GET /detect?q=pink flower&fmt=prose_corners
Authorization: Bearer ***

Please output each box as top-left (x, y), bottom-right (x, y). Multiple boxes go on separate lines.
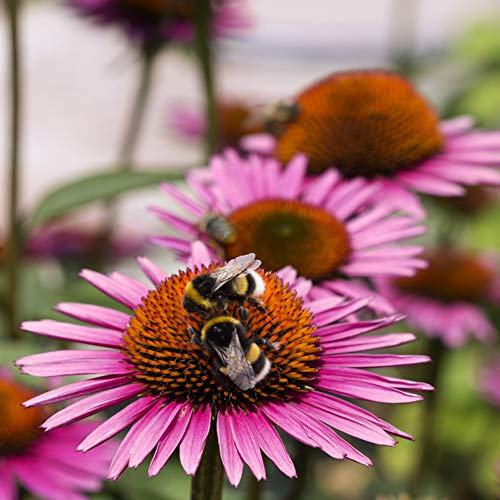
top-left (0, 370), bottom-right (114, 500)
top-left (17, 244), bottom-right (431, 486)
top-left (375, 248), bottom-right (500, 348)
top-left (242, 70), bottom-right (500, 219)
top-left (67, 0), bottom-right (253, 48)
top-left (169, 100), bottom-right (262, 152)
top-left (150, 151), bottom-right (427, 315)
top-left (478, 356), bottom-right (500, 407)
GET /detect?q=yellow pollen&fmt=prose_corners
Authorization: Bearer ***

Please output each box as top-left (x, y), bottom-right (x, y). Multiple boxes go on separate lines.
top-left (274, 70), bottom-right (444, 176)
top-left (223, 199), bottom-right (351, 280)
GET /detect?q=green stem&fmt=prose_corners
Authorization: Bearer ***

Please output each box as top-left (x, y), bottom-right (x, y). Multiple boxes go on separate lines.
top-left (190, 426), bottom-right (224, 500)
top-left (284, 443), bottom-right (311, 500)
top-left (411, 338), bottom-right (445, 494)
top-left (4, 0), bottom-right (22, 340)
top-left (388, 0), bottom-right (420, 76)
top-left (91, 49), bottom-right (157, 269)
top-left (246, 473), bottom-right (263, 500)
top-left (195, 0), bottom-right (218, 160)
top-left (118, 48), bottom-right (157, 169)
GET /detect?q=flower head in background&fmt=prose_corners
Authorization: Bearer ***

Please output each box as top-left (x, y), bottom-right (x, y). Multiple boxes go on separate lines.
top-left (375, 247), bottom-right (500, 347)
top-left (243, 70), bottom-right (500, 218)
top-left (431, 185), bottom-right (498, 216)
top-left (67, 0), bottom-right (252, 49)
top-left (150, 151), bottom-right (426, 314)
top-left (24, 223), bottom-right (144, 265)
top-left (17, 244), bottom-right (431, 486)
top-left (170, 100), bottom-right (262, 152)
top-left (478, 356), bottom-right (500, 407)
top-left (0, 369), bottom-right (114, 499)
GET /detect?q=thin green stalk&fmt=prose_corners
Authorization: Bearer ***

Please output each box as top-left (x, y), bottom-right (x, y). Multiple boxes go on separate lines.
top-left (195, 0), bottom-right (218, 160)
top-left (190, 426), bottom-right (224, 500)
top-left (246, 473), bottom-right (263, 500)
top-left (284, 443), bottom-right (312, 500)
top-left (388, 0), bottom-right (420, 76)
top-left (4, 0), bottom-right (22, 340)
top-left (92, 49), bottom-right (157, 268)
top-left (118, 48), bottom-right (157, 168)
top-left (411, 338), bottom-right (445, 494)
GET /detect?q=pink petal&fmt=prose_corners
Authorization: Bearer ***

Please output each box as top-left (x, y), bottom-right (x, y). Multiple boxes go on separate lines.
top-left (16, 350), bottom-right (129, 377)
top-left (228, 409), bottom-right (266, 480)
top-left (24, 375), bottom-right (130, 407)
top-left (217, 411), bottom-right (244, 487)
top-left (179, 405), bottom-right (212, 475)
top-left (302, 169), bottom-right (340, 205)
top-left (149, 206), bottom-right (198, 236)
top-left (246, 411), bottom-right (296, 478)
top-left (326, 354), bottom-right (430, 367)
top-left (316, 376), bottom-right (423, 403)
top-left (160, 182), bottom-right (205, 217)
top-left (129, 402), bottom-right (183, 468)
top-left (397, 170), bottom-right (465, 196)
top-left (136, 257), bottom-right (167, 286)
top-left (54, 302), bottom-right (130, 330)
top-left (188, 241), bottom-right (214, 268)
top-left (279, 154), bottom-right (307, 199)
top-left (440, 116), bottom-right (474, 136)
top-left (80, 269), bottom-right (142, 309)
top-left (0, 464), bottom-right (16, 500)
top-left (20, 320), bottom-right (122, 348)
top-left (148, 404), bottom-right (193, 476)
top-left (78, 396), bottom-right (158, 452)
top-left (321, 333), bottom-right (417, 353)
top-left (108, 401), bottom-right (164, 480)
top-left (42, 383), bottom-right (144, 430)
top-left (240, 133), bottom-right (276, 154)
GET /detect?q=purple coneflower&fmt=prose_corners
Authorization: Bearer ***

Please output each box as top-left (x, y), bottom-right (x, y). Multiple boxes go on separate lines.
top-left (170, 100), bottom-right (262, 152)
top-left (150, 151), bottom-right (426, 314)
top-left (67, 0), bottom-right (252, 48)
top-left (375, 247), bottom-right (500, 348)
top-left (17, 243), bottom-right (431, 486)
top-left (242, 70), bottom-right (500, 218)
top-left (0, 370), bottom-right (114, 500)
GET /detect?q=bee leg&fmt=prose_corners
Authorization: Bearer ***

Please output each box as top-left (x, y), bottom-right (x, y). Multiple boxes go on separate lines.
top-left (211, 358), bottom-right (231, 387)
top-left (248, 298), bottom-right (267, 314)
top-left (238, 305), bottom-right (249, 321)
top-left (189, 326), bottom-right (201, 345)
top-left (255, 338), bottom-right (281, 350)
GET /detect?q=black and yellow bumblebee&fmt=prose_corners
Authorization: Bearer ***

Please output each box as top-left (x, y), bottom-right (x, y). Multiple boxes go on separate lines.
top-left (262, 99), bottom-right (300, 136)
top-left (183, 253), bottom-right (266, 317)
top-left (198, 212), bottom-right (237, 246)
top-left (191, 315), bottom-right (278, 391)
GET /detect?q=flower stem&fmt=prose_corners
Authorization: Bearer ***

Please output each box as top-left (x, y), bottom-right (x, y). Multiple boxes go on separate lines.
top-left (92, 48), bottom-right (156, 268)
top-left (190, 426), bottom-right (223, 500)
top-left (411, 338), bottom-right (445, 494)
top-left (195, 0), bottom-right (218, 161)
top-left (284, 443), bottom-right (311, 500)
top-left (246, 473), bottom-right (263, 500)
top-left (4, 0), bottom-right (23, 340)
top-left (118, 47), bottom-right (157, 169)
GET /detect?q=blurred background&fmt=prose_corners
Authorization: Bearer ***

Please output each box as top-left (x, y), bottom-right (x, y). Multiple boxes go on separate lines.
top-left (1, 1), bottom-right (500, 499)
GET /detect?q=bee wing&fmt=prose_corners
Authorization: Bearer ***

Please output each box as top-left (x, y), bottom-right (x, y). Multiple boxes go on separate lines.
top-left (210, 253), bottom-right (261, 292)
top-left (211, 335), bottom-right (255, 391)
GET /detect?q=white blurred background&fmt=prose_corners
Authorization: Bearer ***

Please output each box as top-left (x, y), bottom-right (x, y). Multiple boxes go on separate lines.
top-left (1, 0), bottom-right (499, 229)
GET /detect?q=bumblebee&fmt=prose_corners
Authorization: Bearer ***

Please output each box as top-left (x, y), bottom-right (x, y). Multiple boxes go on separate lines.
top-left (192, 315), bottom-right (277, 391)
top-left (183, 253), bottom-right (266, 316)
top-left (262, 99), bottom-right (300, 136)
top-left (198, 212), bottom-right (237, 245)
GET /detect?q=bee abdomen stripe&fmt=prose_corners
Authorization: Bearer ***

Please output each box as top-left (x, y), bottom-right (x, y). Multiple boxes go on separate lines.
top-left (184, 282), bottom-right (212, 309)
top-left (246, 343), bottom-right (261, 364)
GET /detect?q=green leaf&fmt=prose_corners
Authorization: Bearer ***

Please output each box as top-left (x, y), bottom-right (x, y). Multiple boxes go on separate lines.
top-left (29, 169), bottom-right (187, 227)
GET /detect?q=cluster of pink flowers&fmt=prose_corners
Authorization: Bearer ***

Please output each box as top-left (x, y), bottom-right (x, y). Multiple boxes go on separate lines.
top-left (13, 67), bottom-right (500, 493)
